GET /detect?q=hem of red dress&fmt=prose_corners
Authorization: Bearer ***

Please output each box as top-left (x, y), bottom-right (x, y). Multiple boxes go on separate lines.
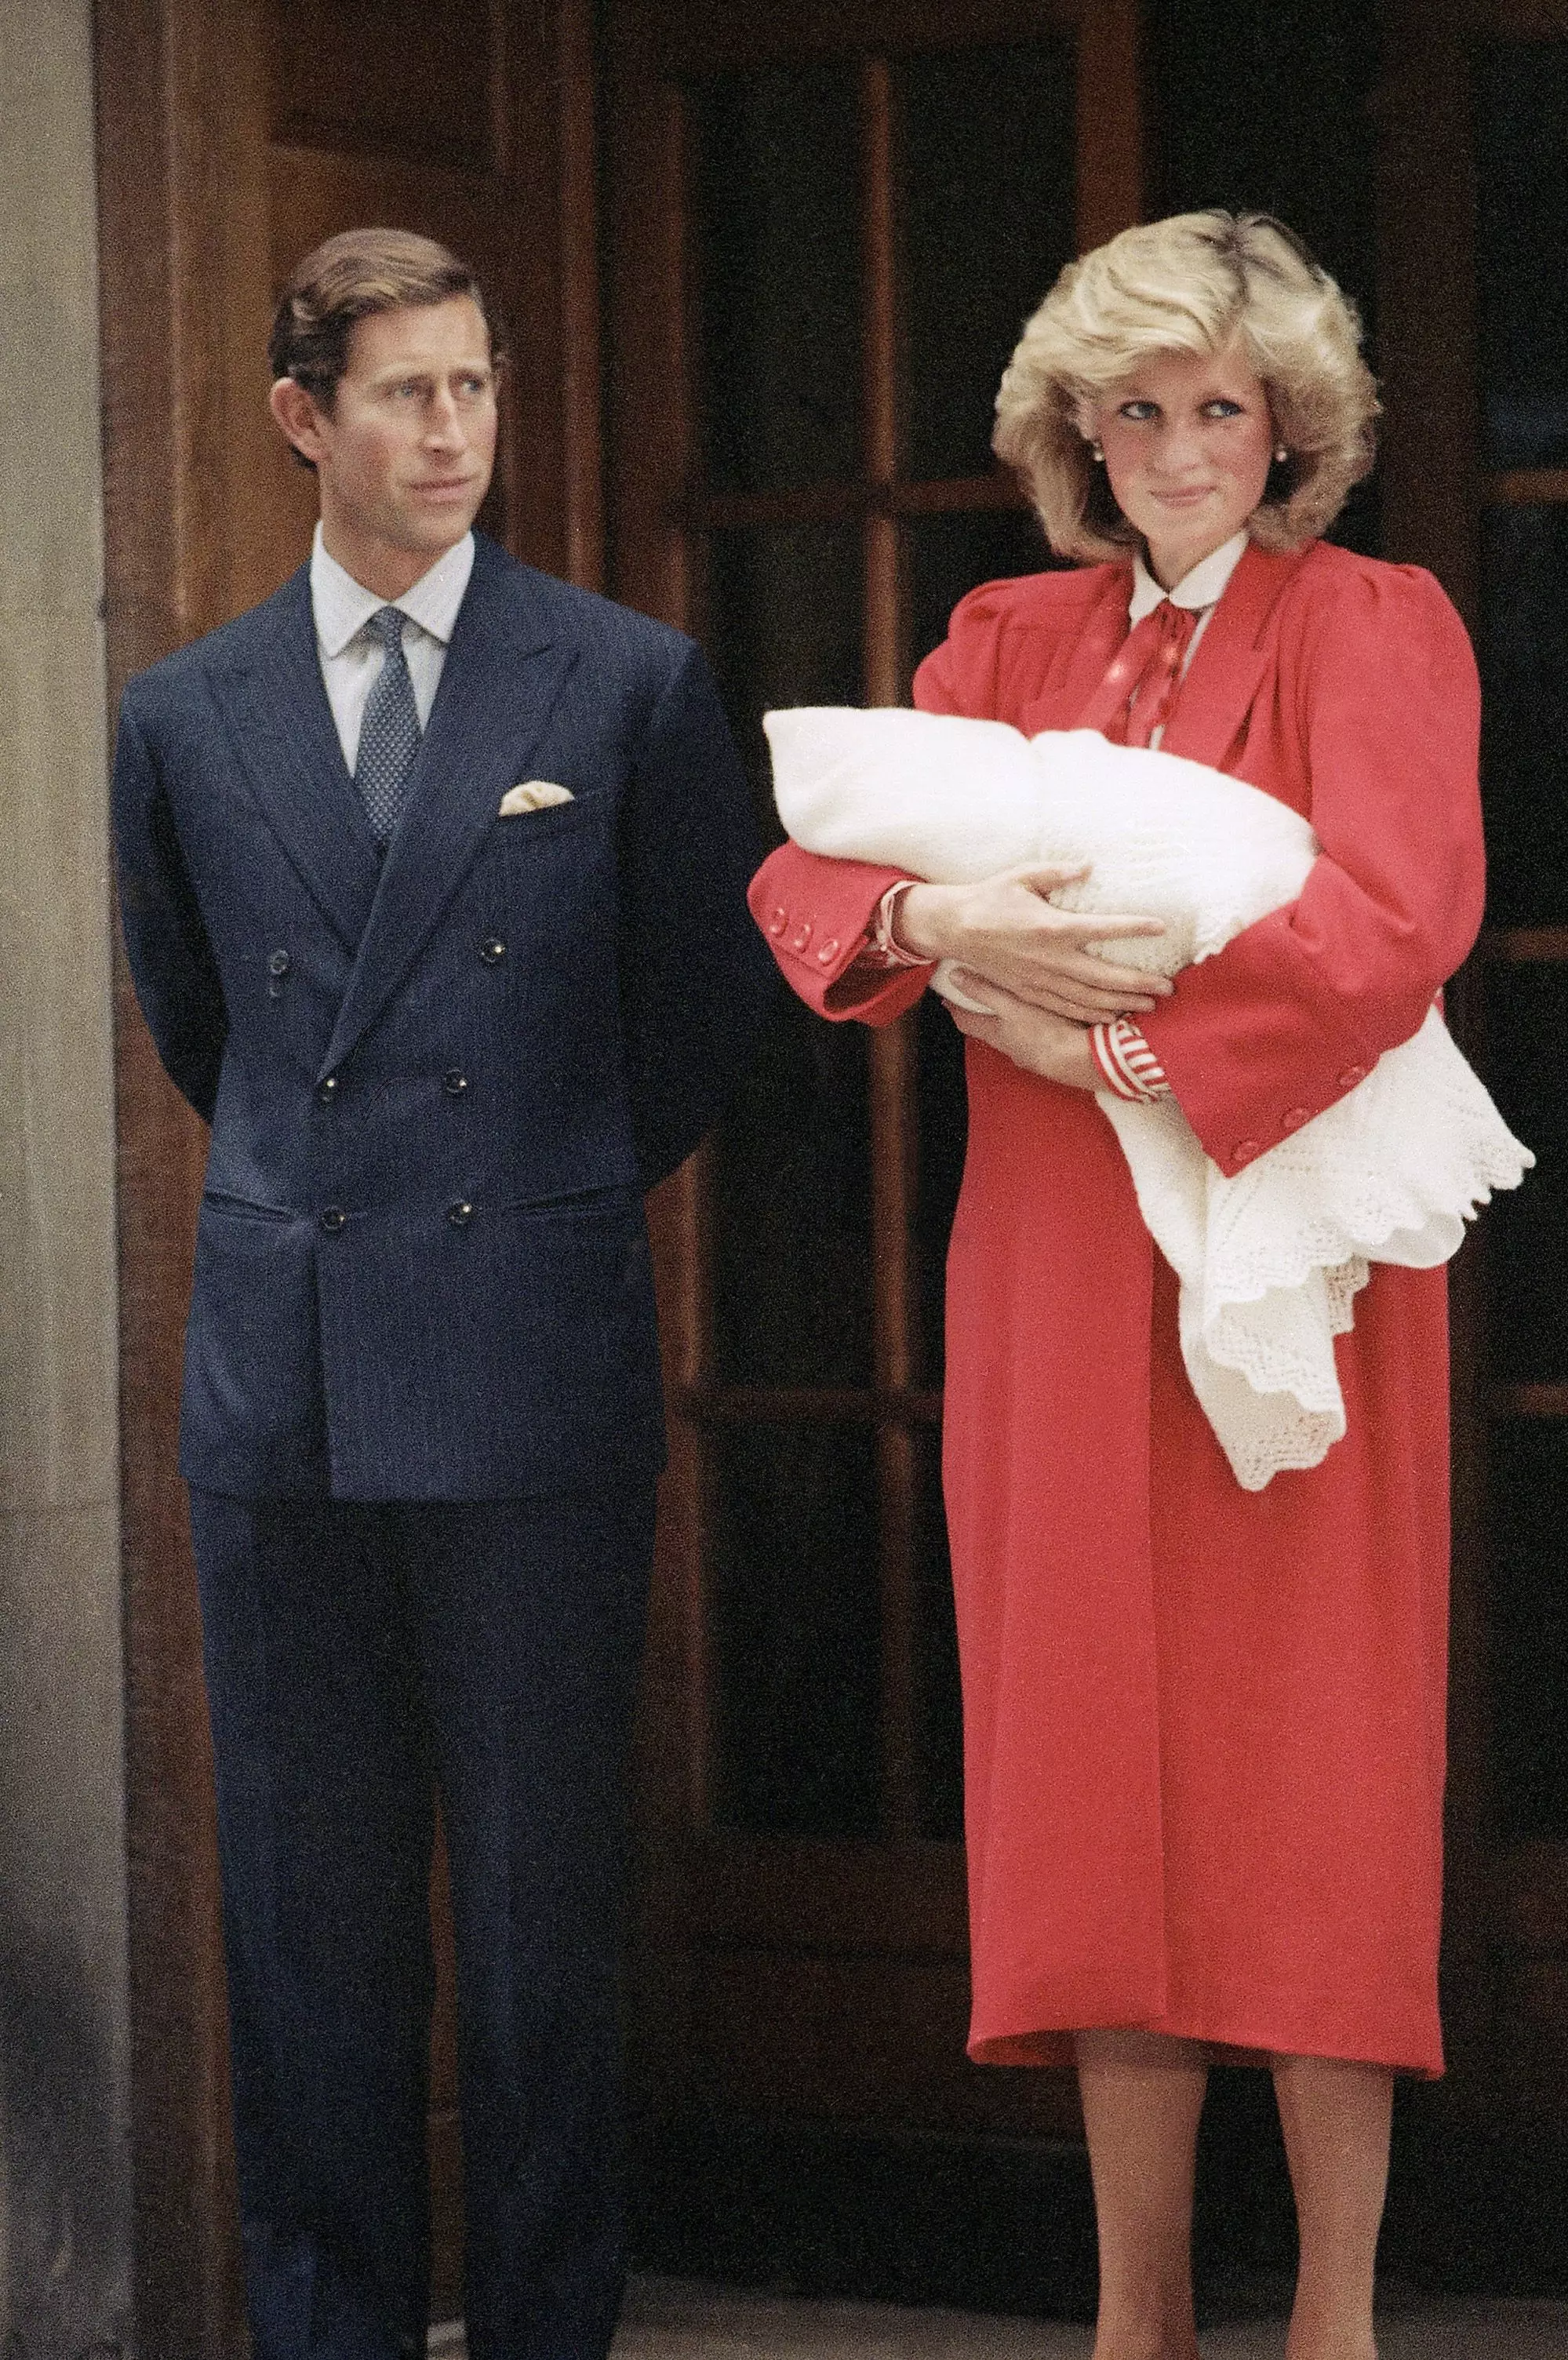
top-left (969, 2010), bottom-right (1443, 2079)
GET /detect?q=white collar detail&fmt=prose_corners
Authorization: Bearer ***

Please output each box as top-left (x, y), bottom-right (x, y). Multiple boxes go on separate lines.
top-left (309, 523), bottom-right (476, 658)
top-left (1129, 529), bottom-right (1250, 626)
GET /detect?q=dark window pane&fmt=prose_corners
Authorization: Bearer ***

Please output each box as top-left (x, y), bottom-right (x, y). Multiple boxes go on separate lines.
top-left (1490, 1420), bottom-right (1568, 1840)
top-left (1479, 506), bottom-right (1568, 929)
top-left (915, 1433), bottom-right (963, 1842)
top-left (1475, 45), bottom-right (1568, 468)
top-left (1479, 965), bottom-right (1568, 1385)
top-left (711, 1001), bottom-right (873, 1390)
top-left (695, 65), bottom-right (861, 494)
top-left (900, 43), bottom-right (1075, 482)
top-left (714, 1424), bottom-right (881, 1838)
top-left (915, 988), bottom-right (967, 1383)
top-left (706, 522), bottom-right (865, 841)
top-left (906, 508), bottom-right (1062, 682)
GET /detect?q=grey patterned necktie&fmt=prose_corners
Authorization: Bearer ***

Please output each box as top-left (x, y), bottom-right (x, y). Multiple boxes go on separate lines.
top-left (354, 605), bottom-right (422, 845)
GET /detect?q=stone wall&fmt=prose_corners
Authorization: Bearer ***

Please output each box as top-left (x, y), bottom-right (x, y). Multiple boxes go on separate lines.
top-left (0, 1), bottom-right (133, 2351)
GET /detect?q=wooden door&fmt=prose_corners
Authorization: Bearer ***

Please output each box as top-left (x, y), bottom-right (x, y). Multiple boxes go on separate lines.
top-left (604, 0), bottom-right (1141, 2226)
top-left (1377, 0), bottom-right (1568, 2277)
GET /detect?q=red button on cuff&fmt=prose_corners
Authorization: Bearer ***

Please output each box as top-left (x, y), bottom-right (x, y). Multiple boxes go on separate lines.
top-left (1280, 1105), bottom-right (1308, 1131)
top-left (815, 937), bottom-right (841, 964)
top-left (1231, 1139), bottom-right (1260, 1164)
top-left (766, 906), bottom-right (788, 938)
top-left (1337, 1064), bottom-right (1366, 1089)
top-left (790, 922), bottom-right (813, 952)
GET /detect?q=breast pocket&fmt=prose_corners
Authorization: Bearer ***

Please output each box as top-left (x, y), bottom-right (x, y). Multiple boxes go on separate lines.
top-left (492, 785), bottom-right (615, 852)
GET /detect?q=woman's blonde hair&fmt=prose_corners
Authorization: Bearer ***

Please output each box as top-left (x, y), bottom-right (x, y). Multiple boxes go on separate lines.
top-left (993, 210), bottom-right (1378, 564)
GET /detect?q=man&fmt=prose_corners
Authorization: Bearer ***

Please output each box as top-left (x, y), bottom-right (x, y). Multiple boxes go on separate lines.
top-left (113, 227), bottom-right (774, 2360)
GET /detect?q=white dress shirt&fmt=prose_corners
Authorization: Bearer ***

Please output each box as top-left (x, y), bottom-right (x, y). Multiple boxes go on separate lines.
top-left (309, 524), bottom-right (476, 775)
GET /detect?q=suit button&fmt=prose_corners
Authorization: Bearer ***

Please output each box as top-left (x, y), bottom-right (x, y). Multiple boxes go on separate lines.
top-left (446, 1201), bottom-right (473, 1227)
top-left (790, 921), bottom-right (813, 952)
top-left (268, 949), bottom-right (291, 977)
top-left (480, 937), bottom-right (507, 964)
top-left (815, 937), bottom-right (840, 964)
top-left (1231, 1139), bottom-right (1259, 1164)
top-left (1337, 1064), bottom-right (1366, 1089)
top-left (1281, 1105), bottom-right (1308, 1131)
top-left (315, 1075), bottom-right (337, 1105)
top-left (443, 1069), bottom-right (469, 1096)
top-left (767, 906), bottom-right (788, 939)
top-left (319, 1205), bottom-right (346, 1234)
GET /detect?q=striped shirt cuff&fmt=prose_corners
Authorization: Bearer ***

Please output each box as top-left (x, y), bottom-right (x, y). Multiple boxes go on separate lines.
top-left (1090, 1017), bottom-right (1172, 1102)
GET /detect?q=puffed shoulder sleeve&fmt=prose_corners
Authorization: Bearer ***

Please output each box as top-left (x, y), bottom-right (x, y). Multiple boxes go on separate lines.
top-left (911, 578), bottom-right (1013, 719)
top-left (1139, 561), bottom-right (1486, 1176)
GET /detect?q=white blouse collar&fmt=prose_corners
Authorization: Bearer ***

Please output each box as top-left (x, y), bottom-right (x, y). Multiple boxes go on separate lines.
top-left (1129, 529), bottom-right (1250, 625)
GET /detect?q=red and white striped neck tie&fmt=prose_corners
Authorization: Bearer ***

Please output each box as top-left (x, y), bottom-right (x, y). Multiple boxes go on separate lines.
top-left (1101, 598), bottom-right (1199, 748)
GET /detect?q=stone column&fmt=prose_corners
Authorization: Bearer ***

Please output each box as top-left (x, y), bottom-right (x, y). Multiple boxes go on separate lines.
top-left (0, 1), bottom-right (133, 2351)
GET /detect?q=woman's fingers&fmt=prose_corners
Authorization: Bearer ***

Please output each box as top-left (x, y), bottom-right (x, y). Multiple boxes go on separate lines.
top-left (1058, 907), bottom-right (1167, 941)
top-left (955, 972), bottom-right (1158, 1023)
top-left (1010, 951), bottom-right (1170, 1008)
top-left (1013, 863), bottom-right (1090, 893)
top-left (1065, 955), bottom-right (1173, 999)
top-left (1012, 866), bottom-right (1165, 939)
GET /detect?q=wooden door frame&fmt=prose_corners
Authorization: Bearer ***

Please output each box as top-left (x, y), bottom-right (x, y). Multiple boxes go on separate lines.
top-left (96, 7), bottom-right (275, 2345)
top-left (1377, 0), bottom-right (1568, 2115)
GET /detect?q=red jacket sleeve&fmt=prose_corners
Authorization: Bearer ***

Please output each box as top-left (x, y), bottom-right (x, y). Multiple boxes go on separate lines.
top-left (748, 844), bottom-right (933, 1024)
top-left (1139, 562), bottom-right (1486, 1176)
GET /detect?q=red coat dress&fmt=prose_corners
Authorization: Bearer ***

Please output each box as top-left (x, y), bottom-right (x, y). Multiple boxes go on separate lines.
top-left (750, 538), bottom-right (1485, 2075)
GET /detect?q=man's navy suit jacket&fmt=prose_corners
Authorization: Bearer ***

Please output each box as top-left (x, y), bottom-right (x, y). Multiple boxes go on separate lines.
top-left (114, 532), bottom-right (776, 1500)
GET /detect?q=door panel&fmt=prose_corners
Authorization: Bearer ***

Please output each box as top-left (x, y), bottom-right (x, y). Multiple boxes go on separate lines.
top-left (607, 0), bottom-right (1141, 2163)
top-left (1379, 1), bottom-right (1568, 2216)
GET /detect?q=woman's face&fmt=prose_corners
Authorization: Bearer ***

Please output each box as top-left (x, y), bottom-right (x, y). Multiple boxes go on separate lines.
top-left (1088, 340), bottom-right (1276, 590)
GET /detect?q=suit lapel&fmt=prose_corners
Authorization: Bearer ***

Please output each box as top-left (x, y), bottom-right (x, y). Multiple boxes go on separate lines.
top-left (206, 569), bottom-right (384, 952)
top-left (1156, 540), bottom-right (1308, 768)
top-left (318, 548), bottom-right (577, 1079)
top-left (1022, 570), bottom-right (1132, 733)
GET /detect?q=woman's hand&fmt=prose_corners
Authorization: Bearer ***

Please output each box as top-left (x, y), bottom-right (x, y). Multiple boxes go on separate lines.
top-left (894, 865), bottom-right (1170, 1022)
top-left (942, 980), bottom-right (1101, 1090)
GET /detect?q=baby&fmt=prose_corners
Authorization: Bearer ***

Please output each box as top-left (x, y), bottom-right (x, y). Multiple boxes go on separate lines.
top-left (766, 705), bottom-right (1531, 1490)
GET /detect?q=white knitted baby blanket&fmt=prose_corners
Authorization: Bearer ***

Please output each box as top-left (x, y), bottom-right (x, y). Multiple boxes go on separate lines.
top-left (765, 704), bottom-right (1532, 1490)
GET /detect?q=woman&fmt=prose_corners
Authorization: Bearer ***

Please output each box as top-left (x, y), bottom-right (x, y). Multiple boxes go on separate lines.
top-left (749, 212), bottom-right (1484, 2360)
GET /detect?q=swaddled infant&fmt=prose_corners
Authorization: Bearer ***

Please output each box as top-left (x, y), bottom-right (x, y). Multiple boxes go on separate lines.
top-left (764, 705), bottom-right (1531, 1490)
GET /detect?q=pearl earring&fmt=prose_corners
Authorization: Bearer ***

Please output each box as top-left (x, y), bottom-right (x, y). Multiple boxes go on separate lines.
top-left (1090, 441), bottom-right (1104, 463)
top-left (1275, 445), bottom-right (1289, 464)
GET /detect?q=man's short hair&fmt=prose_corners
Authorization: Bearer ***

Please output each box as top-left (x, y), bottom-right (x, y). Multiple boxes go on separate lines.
top-left (268, 226), bottom-right (504, 405)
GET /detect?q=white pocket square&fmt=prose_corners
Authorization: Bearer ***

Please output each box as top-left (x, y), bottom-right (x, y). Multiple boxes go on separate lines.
top-left (498, 780), bottom-right (575, 816)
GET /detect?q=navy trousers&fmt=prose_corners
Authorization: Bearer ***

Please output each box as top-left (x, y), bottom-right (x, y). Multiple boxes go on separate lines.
top-left (188, 1482), bottom-right (656, 2360)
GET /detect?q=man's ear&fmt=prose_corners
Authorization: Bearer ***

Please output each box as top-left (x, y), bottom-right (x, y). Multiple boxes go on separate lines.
top-left (269, 376), bottom-right (329, 466)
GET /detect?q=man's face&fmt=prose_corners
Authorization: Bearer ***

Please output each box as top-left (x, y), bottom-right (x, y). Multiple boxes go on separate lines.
top-left (275, 295), bottom-right (499, 583)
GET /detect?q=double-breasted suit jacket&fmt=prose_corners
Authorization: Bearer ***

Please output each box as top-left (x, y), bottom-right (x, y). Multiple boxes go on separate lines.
top-left (115, 531), bottom-right (776, 1500)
